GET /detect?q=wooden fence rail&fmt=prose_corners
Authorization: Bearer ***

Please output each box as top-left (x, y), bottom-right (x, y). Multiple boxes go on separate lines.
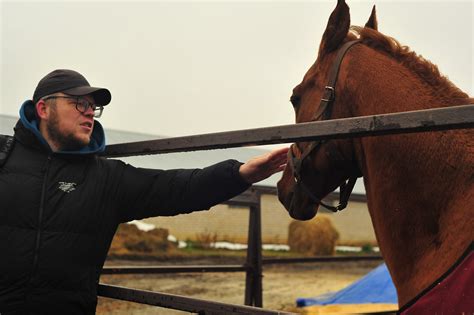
top-left (98, 284), bottom-right (294, 315)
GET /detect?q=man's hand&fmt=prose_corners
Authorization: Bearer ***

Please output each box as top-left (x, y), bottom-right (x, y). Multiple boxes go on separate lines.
top-left (239, 147), bottom-right (289, 184)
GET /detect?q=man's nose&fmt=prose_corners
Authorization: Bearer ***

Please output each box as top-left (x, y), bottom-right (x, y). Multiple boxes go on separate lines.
top-left (83, 105), bottom-right (95, 117)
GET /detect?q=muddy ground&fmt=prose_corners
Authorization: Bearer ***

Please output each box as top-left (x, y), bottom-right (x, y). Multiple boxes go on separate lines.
top-left (97, 258), bottom-right (382, 314)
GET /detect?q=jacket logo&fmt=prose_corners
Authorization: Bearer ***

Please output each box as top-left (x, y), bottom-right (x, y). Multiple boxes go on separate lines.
top-left (58, 182), bottom-right (77, 193)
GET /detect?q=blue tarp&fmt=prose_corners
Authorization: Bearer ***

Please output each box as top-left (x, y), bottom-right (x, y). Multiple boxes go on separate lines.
top-left (297, 263), bottom-right (398, 307)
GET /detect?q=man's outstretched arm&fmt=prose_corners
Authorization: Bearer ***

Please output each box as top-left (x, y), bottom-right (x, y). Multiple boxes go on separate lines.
top-left (112, 146), bottom-right (290, 222)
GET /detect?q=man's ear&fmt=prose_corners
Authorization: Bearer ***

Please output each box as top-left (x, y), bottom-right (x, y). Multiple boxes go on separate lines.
top-left (35, 100), bottom-right (49, 120)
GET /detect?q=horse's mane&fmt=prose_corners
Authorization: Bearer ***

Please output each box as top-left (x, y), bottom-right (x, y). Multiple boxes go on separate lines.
top-left (348, 26), bottom-right (469, 100)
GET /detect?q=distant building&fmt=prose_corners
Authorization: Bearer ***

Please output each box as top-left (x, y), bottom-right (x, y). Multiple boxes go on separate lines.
top-left (1, 114), bottom-right (375, 245)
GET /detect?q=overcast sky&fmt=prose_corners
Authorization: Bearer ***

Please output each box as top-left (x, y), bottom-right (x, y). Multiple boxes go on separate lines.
top-left (1, 0), bottom-right (472, 140)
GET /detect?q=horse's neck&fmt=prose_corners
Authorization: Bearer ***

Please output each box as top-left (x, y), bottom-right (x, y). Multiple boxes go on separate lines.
top-left (361, 130), bottom-right (473, 305)
top-left (344, 49), bottom-right (474, 305)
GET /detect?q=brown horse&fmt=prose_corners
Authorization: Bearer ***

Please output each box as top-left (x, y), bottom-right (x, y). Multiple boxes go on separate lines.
top-left (277, 0), bottom-right (473, 312)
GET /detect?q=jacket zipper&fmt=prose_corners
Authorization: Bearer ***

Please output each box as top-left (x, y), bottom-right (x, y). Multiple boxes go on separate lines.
top-left (31, 155), bottom-right (51, 273)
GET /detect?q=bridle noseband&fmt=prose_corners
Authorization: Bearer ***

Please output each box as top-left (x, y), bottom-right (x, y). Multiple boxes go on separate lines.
top-left (289, 40), bottom-right (361, 213)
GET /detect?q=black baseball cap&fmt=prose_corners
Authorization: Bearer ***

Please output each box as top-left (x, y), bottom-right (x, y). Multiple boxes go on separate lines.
top-left (32, 69), bottom-right (111, 105)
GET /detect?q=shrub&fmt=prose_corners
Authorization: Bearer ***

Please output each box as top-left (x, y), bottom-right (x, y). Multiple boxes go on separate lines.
top-left (193, 231), bottom-right (218, 249)
top-left (361, 243), bottom-right (373, 253)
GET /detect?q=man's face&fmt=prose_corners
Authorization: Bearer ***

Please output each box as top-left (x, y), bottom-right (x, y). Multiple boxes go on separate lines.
top-left (44, 93), bottom-right (95, 150)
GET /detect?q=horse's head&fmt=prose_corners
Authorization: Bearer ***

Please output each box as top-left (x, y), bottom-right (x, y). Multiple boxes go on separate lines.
top-left (277, 0), bottom-right (376, 220)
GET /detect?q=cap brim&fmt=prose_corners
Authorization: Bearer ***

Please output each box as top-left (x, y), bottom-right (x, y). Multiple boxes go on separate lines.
top-left (63, 86), bottom-right (112, 106)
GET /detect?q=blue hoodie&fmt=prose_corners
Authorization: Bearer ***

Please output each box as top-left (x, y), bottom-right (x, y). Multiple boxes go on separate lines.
top-left (19, 100), bottom-right (106, 155)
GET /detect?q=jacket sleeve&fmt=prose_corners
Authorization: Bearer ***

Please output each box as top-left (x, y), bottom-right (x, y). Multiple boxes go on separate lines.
top-left (111, 159), bottom-right (251, 223)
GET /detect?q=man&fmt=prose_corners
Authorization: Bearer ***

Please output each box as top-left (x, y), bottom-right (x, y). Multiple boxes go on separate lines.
top-left (0, 69), bottom-right (288, 314)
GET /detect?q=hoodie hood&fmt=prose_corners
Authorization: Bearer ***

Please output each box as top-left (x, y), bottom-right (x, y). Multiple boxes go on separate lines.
top-left (19, 100), bottom-right (106, 155)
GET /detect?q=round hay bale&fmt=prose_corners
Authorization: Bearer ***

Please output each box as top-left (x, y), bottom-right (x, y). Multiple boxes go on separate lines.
top-left (288, 215), bottom-right (339, 255)
top-left (109, 223), bottom-right (172, 257)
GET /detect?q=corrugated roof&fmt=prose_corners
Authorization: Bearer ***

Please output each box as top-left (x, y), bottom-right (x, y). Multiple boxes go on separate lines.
top-left (0, 115), bottom-right (17, 135)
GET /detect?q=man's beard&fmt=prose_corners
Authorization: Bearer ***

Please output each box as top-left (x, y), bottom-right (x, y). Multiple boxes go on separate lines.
top-left (46, 109), bottom-right (90, 151)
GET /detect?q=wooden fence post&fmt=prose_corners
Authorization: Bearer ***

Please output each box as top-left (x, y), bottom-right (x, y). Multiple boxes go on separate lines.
top-left (245, 190), bottom-right (263, 307)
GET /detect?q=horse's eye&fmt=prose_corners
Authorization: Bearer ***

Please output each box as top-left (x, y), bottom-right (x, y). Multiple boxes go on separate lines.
top-left (290, 95), bottom-right (301, 108)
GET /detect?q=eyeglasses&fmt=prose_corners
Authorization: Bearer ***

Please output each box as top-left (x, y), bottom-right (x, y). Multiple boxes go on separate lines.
top-left (42, 96), bottom-right (104, 118)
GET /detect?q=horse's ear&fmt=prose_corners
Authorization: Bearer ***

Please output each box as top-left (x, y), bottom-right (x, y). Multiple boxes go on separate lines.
top-left (365, 5), bottom-right (378, 30)
top-left (319, 0), bottom-right (350, 55)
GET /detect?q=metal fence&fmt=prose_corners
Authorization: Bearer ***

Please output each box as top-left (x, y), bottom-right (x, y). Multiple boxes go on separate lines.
top-left (99, 104), bottom-right (473, 314)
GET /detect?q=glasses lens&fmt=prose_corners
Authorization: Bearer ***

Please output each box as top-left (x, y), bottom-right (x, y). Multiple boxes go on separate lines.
top-left (75, 98), bottom-right (89, 113)
top-left (94, 106), bottom-right (104, 118)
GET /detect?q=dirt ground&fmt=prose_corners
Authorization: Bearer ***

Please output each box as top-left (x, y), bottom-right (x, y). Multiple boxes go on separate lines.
top-left (96, 258), bottom-right (382, 314)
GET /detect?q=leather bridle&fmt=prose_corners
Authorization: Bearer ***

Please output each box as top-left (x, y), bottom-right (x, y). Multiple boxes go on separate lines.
top-left (288, 40), bottom-right (361, 212)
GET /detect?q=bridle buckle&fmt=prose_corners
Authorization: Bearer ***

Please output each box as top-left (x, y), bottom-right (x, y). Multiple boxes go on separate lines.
top-left (321, 86), bottom-right (335, 102)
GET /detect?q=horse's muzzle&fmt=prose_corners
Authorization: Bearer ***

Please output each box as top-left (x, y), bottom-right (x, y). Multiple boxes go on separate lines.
top-left (289, 199), bottom-right (318, 220)
top-left (279, 189), bottom-right (317, 221)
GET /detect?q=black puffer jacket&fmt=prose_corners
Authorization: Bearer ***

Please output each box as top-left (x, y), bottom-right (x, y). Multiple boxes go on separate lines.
top-left (0, 103), bottom-right (250, 314)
